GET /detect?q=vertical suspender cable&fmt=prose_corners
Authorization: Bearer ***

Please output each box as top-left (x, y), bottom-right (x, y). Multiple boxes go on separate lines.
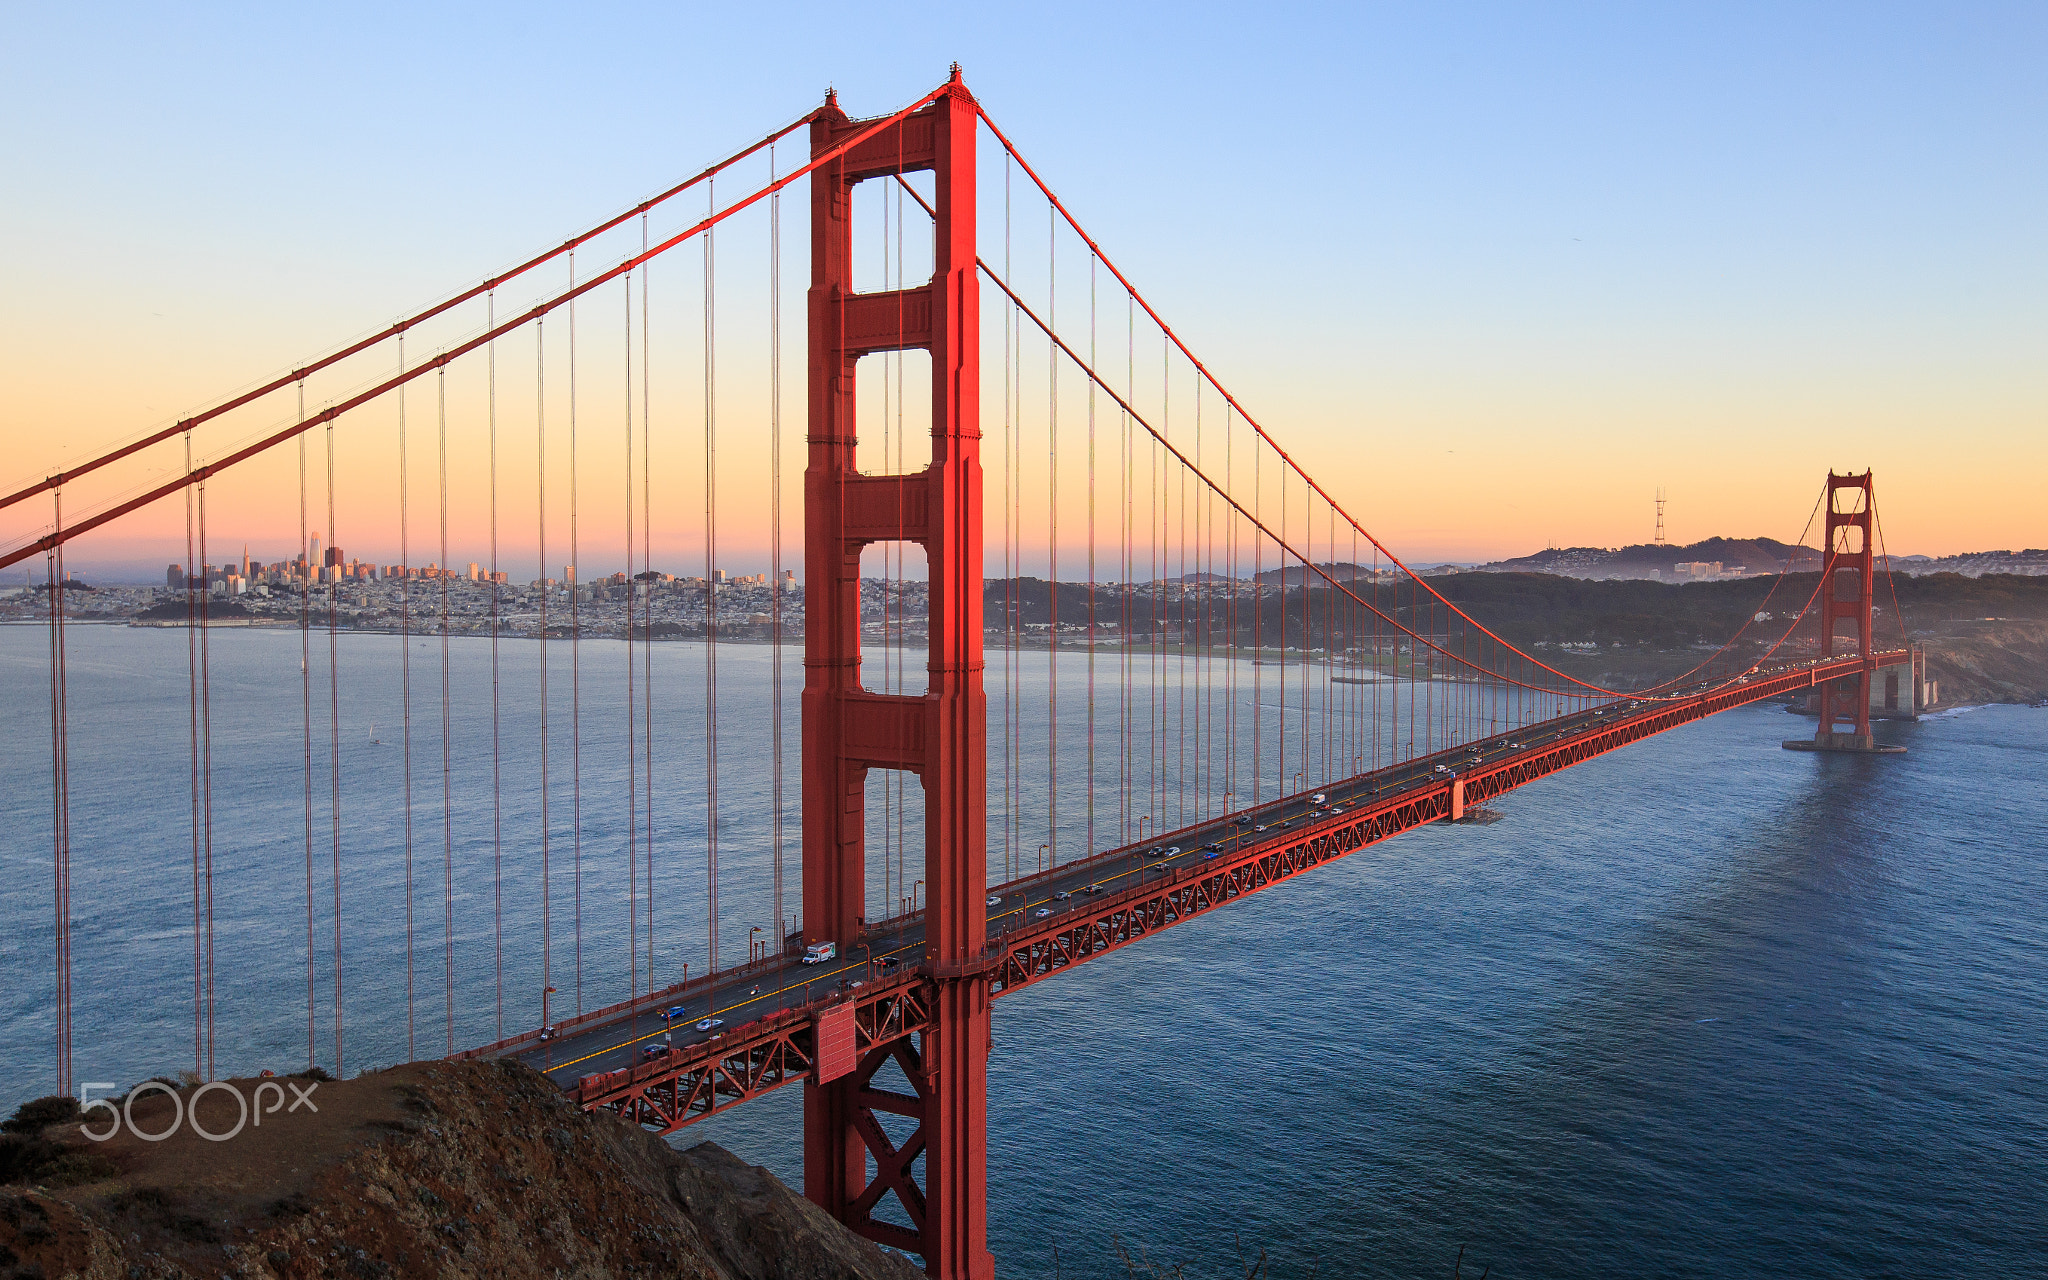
top-left (624, 274), bottom-right (639, 1003)
top-left (1047, 204), bottom-right (1058, 866)
top-left (1086, 253), bottom-right (1096, 860)
top-left (1350, 523), bottom-right (1359, 774)
top-left (1157, 348), bottom-right (1167, 825)
top-left (769, 145), bottom-right (786, 945)
top-left (893, 171), bottom-right (906, 913)
top-left (1196, 382), bottom-right (1207, 818)
top-left (398, 334), bottom-right (416, 1059)
top-left (1326, 506), bottom-right (1334, 782)
top-left (642, 215), bottom-right (655, 993)
top-left (46, 492), bottom-right (73, 1097)
top-left (537, 319), bottom-right (551, 1030)
top-left (880, 175), bottom-right (892, 916)
top-left (1122, 305), bottom-right (1138, 847)
top-left (1225, 406), bottom-right (1236, 818)
top-left (438, 369), bottom-right (454, 1051)
top-left (569, 251), bottom-right (583, 1016)
top-left (1176, 370), bottom-right (1187, 824)
top-left (1170, 379), bottom-right (1182, 823)
top-left (704, 193), bottom-right (719, 978)
top-left (1252, 436), bottom-right (1261, 805)
top-left (1014, 196), bottom-right (1026, 873)
top-left (298, 388), bottom-right (316, 1069)
top-left (1187, 400), bottom-right (1196, 820)
top-left (1295, 485), bottom-right (1305, 783)
top-left (880, 185), bottom-right (894, 917)
top-left (325, 413), bottom-right (344, 1075)
top-left (1001, 154), bottom-right (1015, 881)
top-left (197, 479), bottom-right (215, 1080)
top-left (489, 290), bottom-right (504, 1039)
top-left (1406, 571), bottom-right (1416, 758)
top-left (1373, 542), bottom-right (1381, 773)
top-left (896, 169), bottom-right (907, 914)
top-left (1148, 331), bottom-right (1159, 830)
top-left (185, 432), bottom-right (202, 1076)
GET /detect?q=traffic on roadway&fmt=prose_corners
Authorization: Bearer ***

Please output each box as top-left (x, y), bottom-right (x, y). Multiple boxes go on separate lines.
top-left (510, 659), bottom-right (1885, 1084)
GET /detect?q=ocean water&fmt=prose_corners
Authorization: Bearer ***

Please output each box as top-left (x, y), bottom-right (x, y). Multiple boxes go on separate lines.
top-left (3, 623), bottom-right (2044, 1276)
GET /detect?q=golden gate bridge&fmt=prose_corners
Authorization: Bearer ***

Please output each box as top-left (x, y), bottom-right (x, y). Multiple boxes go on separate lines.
top-left (4, 69), bottom-right (1910, 1279)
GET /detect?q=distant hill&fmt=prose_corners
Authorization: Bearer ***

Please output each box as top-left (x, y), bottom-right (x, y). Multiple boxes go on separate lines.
top-left (1477, 537), bottom-right (1821, 581)
top-left (1898, 548), bottom-right (2048, 577)
top-left (1172, 562), bottom-right (1379, 587)
top-left (1476, 538), bottom-right (2048, 581)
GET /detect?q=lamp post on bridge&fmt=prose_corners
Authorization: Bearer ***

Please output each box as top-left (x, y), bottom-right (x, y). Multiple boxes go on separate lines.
top-left (749, 926), bottom-right (763, 965)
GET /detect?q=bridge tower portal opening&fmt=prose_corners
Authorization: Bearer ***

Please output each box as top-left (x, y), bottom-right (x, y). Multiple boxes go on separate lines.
top-left (802, 71), bottom-right (994, 1280)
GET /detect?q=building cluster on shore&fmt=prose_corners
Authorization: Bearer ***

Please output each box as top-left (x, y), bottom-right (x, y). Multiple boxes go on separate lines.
top-left (4, 557), bottom-right (1416, 650)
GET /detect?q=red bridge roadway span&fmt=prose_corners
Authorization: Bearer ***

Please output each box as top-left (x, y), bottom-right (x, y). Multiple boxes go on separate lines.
top-left (468, 648), bottom-right (1906, 1136)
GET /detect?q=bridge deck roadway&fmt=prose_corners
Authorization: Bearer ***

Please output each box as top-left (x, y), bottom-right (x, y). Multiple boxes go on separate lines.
top-left (470, 651), bottom-right (1905, 1133)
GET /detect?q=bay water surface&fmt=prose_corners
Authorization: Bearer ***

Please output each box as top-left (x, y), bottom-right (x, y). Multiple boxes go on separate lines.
top-left (2, 623), bottom-right (2043, 1276)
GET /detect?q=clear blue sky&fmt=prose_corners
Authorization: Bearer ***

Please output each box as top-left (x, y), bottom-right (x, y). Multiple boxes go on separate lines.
top-left (3, 2), bottom-right (2042, 565)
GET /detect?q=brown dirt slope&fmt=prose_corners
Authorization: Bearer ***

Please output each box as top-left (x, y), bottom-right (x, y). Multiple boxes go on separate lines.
top-left (1922, 620), bottom-right (2048, 705)
top-left (0, 1058), bottom-right (920, 1280)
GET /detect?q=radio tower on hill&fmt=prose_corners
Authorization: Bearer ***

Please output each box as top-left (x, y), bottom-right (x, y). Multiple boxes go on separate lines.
top-left (1654, 487), bottom-right (1668, 545)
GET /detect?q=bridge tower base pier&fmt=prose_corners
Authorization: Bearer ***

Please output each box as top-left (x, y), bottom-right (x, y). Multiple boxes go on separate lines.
top-left (1782, 470), bottom-right (1905, 755)
top-left (801, 73), bottom-right (994, 1280)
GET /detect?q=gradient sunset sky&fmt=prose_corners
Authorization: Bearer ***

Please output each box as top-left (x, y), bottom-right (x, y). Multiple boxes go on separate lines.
top-left (3, 2), bottom-right (2042, 578)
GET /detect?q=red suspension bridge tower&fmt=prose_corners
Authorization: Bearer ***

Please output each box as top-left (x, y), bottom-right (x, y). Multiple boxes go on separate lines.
top-left (802, 71), bottom-right (994, 1277)
top-left (1786, 470), bottom-right (1902, 755)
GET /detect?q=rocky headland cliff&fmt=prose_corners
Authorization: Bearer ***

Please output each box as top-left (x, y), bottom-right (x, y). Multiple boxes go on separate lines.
top-left (0, 1059), bottom-right (920, 1280)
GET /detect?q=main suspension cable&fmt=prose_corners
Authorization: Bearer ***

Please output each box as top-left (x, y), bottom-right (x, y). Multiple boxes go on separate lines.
top-left (4, 83), bottom-right (957, 576)
top-left (0, 106), bottom-right (829, 517)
